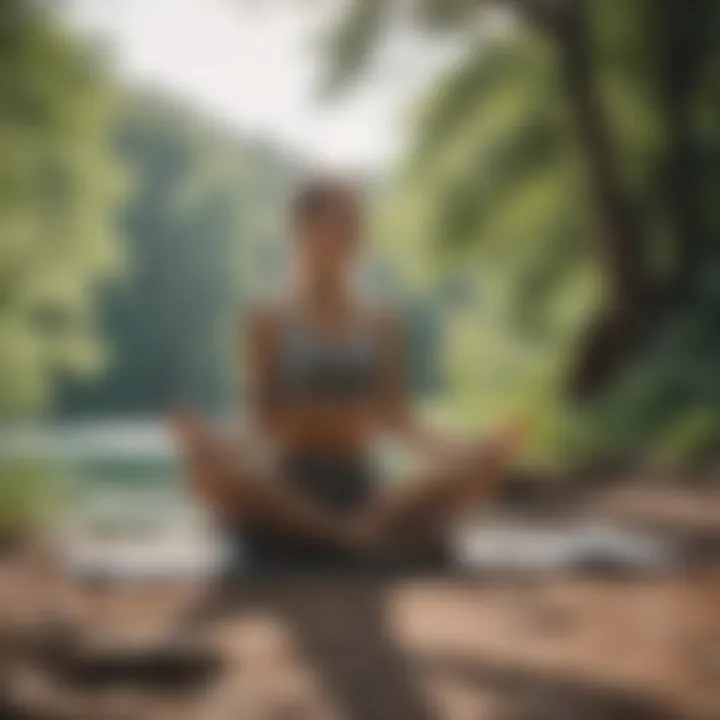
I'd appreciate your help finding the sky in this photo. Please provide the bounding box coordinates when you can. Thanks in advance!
[67,0,458,171]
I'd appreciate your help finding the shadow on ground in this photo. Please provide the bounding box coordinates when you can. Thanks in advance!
[174,576,689,720]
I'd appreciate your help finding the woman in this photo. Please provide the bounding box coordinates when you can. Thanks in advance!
[173,177,523,573]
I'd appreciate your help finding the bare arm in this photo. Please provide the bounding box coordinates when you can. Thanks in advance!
[238,305,282,454]
[377,313,469,463]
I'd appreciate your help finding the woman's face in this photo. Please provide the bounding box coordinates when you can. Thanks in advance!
[296,195,362,286]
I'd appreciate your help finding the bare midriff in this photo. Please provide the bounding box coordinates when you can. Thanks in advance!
[267,401,377,455]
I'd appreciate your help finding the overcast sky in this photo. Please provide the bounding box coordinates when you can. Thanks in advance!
[67,0,458,171]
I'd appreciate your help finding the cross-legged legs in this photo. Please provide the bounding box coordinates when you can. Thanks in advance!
[170,414,359,548]
[355,426,523,551]
[171,414,523,556]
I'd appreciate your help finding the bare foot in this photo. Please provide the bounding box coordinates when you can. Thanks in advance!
[354,417,530,555]
[459,416,530,507]
[168,411,209,451]
[168,412,225,506]
[492,414,530,456]
[462,415,530,465]
[168,413,359,548]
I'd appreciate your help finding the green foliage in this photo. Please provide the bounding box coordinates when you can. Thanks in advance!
[57,92,306,415]
[375,25,599,466]
[0,0,122,417]
[321,0,388,96]
[0,456,63,537]
[330,0,720,468]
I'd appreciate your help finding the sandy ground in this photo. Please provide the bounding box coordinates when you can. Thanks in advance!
[1,485,720,720]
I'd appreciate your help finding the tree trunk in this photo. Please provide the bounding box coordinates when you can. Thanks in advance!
[558,0,712,398]
[549,0,650,398]
[658,1,708,298]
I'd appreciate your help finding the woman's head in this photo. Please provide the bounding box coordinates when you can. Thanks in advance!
[291,176,364,288]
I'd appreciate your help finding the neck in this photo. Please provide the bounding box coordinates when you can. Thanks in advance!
[299,276,350,312]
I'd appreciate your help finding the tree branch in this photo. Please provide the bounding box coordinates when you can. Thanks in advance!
[554,0,647,313]
[538,0,650,396]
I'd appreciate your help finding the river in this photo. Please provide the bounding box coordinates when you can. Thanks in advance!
[0,419,676,580]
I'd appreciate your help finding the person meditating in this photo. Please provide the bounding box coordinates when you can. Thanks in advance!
[172,177,524,573]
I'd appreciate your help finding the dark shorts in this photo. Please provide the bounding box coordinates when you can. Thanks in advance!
[237,452,376,574]
[231,452,451,575]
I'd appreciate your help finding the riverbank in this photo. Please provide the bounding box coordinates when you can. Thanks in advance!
[1,482,719,719]
[2,567,719,719]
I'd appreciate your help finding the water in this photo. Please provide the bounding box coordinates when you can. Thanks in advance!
[1,420,677,580]
[455,519,674,572]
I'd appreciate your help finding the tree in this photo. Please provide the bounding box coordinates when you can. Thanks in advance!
[324,0,720,464]
[57,92,307,416]
[0,0,121,416]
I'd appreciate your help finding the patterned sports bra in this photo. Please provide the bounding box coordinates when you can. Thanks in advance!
[274,315,380,401]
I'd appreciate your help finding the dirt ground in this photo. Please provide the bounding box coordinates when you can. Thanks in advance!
[1,484,720,720]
